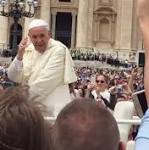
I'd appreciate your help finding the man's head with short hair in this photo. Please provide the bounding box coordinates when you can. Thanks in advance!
[0,86,51,150]
[51,98,124,150]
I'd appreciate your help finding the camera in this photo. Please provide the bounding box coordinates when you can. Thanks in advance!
[116,85,123,94]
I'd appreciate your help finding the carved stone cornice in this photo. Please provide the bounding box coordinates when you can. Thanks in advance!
[94,6,117,22]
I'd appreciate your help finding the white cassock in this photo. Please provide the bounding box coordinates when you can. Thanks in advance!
[7,39,77,117]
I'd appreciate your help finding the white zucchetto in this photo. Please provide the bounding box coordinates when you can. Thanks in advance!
[28,19,49,30]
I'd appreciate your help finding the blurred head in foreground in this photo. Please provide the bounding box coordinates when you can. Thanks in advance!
[0,85,51,150]
[51,98,125,150]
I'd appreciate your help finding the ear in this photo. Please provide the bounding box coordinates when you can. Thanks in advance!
[28,32,31,38]
[119,141,126,150]
[48,31,51,37]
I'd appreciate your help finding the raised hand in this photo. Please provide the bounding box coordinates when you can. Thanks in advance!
[17,37,31,60]
[137,0,149,106]
[137,0,149,27]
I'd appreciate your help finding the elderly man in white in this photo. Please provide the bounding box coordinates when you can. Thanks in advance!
[7,19,77,117]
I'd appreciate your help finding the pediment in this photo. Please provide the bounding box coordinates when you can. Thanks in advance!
[94,6,117,15]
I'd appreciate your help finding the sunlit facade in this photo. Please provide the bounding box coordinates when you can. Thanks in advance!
[0,0,143,62]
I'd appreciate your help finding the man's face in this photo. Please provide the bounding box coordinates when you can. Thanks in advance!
[28,27,51,53]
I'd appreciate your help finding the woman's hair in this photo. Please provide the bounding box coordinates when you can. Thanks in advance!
[0,85,51,150]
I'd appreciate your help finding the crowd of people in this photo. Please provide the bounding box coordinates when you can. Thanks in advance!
[71,49,133,68]
[0,0,149,148]
[72,67,144,101]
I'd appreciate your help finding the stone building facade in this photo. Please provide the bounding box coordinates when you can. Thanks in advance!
[0,0,143,62]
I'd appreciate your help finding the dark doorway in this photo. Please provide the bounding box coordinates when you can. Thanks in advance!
[9,24,22,56]
[55,12,72,48]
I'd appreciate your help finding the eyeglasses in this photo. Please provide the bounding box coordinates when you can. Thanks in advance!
[96,80,105,84]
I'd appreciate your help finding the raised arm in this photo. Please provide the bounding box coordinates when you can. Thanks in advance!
[137,0,149,106]
[7,37,30,83]
[135,1,149,149]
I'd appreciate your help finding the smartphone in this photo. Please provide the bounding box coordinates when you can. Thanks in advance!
[116,85,123,94]
[133,90,147,117]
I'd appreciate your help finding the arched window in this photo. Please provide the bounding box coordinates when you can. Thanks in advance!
[99,18,110,41]
[93,6,117,44]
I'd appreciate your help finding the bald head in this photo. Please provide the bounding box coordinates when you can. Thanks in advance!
[52,99,120,150]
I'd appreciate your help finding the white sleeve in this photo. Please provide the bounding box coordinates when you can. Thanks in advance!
[13,57,23,70]
[7,57,23,83]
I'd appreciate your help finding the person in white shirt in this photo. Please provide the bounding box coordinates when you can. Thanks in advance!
[88,74,117,110]
[7,19,77,117]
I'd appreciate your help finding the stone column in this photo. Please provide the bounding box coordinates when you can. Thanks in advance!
[131,1,142,51]
[118,0,133,50]
[40,0,51,28]
[87,0,94,47]
[23,18,33,37]
[23,1,35,37]
[71,12,77,48]
[51,11,57,39]
[76,0,89,47]
[0,16,8,49]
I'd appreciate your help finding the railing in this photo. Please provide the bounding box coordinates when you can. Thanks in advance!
[44,116,141,125]
[116,119,141,125]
